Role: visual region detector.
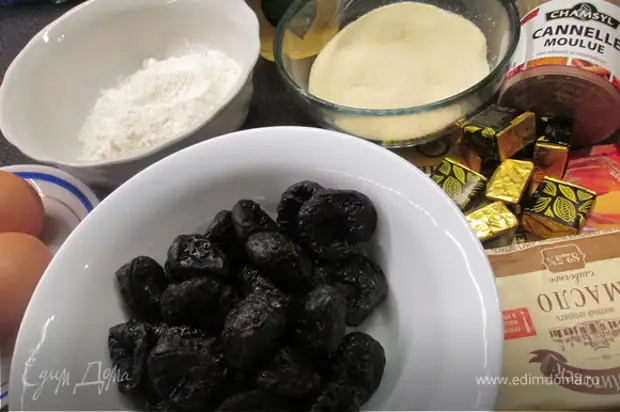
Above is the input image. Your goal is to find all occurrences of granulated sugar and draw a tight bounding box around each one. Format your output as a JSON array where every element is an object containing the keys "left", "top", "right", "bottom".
[
  {"left": 307, "top": 2, "right": 490, "bottom": 142},
  {"left": 77, "top": 49, "right": 241, "bottom": 161}
]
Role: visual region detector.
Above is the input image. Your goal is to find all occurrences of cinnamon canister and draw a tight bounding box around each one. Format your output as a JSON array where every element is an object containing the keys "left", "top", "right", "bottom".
[{"left": 499, "top": 0, "right": 620, "bottom": 148}]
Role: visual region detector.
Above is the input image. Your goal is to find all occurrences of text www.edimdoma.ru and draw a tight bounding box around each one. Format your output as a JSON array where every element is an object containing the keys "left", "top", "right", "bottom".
[{"left": 476, "top": 373, "right": 606, "bottom": 387}]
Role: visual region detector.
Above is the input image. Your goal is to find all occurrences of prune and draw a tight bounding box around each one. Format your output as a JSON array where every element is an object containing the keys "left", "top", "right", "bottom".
[
  {"left": 245, "top": 231, "right": 294, "bottom": 266},
  {"left": 227, "top": 368, "right": 253, "bottom": 397},
  {"left": 110, "top": 185, "right": 389, "bottom": 411},
  {"left": 148, "top": 331, "right": 232, "bottom": 409},
  {"left": 277, "top": 181, "right": 324, "bottom": 237},
  {"left": 153, "top": 323, "right": 206, "bottom": 339},
  {"left": 309, "top": 383, "right": 360, "bottom": 412},
  {"left": 245, "top": 232, "right": 314, "bottom": 293},
  {"left": 164, "top": 234, "right": 229, "bottom": 281},
  {"left": 332, "top": 332, "right": 386, "bottom": 405},
  {"left": 290, "top": 285, "right": 346, "bottom": 359},
  {"left": 160, "top": 276, "right": 239, "bottom": 333},
  {"left": 115, "top": 256, "right": 168, "bottom": 322},
  {"left": 236, "top": 265, "right": 276, "bottom": 295},
  {"left": 108, "top": 318, "right": 156, "bottom": 396},
  {"left": 222, "top": 288, "right": 289, "bottom": 369},
  {"left": 309, "top": 271, "right": 331, "bottom": 289},
  {"left": 256, "top": 346, "right": 321, "bottom": 400},
  {"left": 316, "top": 254, "right": 388, "bottom": 326},
  {"left": 216, "top": 390, "right": 291, "bottom": 412},
  {"left": 298, "top": 189, "right": 378, "bottom": 260},
  {"left": 231, "top": 200, "right": 280, "bottom": 240},
  {"left": 205, "top": 210, "right": 247, "bottom": 263},
  {"left": 205, "top": 210, "right": 235, "bottom": 243}
]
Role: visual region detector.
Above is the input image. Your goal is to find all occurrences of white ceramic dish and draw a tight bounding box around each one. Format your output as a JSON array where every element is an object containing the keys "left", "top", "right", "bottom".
[
  {"left": 9, "top": 127, "right": 502, "bottom": 411},
  {"left": 0, "top": 0, "right": 260, "bottom": 188},
  {"left": 0, "top": 165, "right": 98, "bottom": 409},
  {"left": 1, "top": 164, "right": 99, "bottom": 255},
  {"left": 0, "top": 358, "right": 6, "bottom": 409}
]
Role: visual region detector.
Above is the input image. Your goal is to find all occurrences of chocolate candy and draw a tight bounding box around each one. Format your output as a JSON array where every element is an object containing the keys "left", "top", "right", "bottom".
[
  {"left": 460, "top": 144, "right": 482, "bottom": 173},
  {"left": 486, "top": 159, "right": 535, "bottom": 205},
  {"left": 532, "top": 118, "right": 572, "bottom": 183},
  {"left": 536, "top": 115, "right": 573, "bottom": 140},
  {"left": 480, "top": 159, "right": 502, "bottom": 179},
  {"left": 461, "top": 144, "right": 502, "bottom": 179},
  {"left": 462, "top": 105, "right": 537, "bottom": 162},
  {"left": 512, "top": 142, "right": 535, "bottom": 161},
  {"left": 430, "top": 157, "right": 487, "bottom": 210},
  {"left": 466, "top": 201, "right": 519, "bottom": 242},
  {"left": 522, "top": 177, "right": 596, "bottom": 239}
]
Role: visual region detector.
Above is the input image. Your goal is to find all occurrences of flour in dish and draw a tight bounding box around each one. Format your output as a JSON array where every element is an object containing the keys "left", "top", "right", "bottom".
[{"left": 78, "top": 49, "right": 241, "bottom": 161}]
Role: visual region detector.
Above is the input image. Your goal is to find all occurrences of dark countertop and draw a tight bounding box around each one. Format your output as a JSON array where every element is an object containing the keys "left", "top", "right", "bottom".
[{"left": 0, "top": 1, "right": 315, "bottom": 190}]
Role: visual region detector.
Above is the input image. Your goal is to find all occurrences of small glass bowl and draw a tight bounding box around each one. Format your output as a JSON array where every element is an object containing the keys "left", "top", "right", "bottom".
[{"left": 274, "top": 0, "right": 521, "bottom": 148}]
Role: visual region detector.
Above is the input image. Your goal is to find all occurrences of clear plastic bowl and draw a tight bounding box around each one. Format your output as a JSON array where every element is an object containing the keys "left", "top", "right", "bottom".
[{"left": 274, "top": 0, "right": 521, "bottom": 148}]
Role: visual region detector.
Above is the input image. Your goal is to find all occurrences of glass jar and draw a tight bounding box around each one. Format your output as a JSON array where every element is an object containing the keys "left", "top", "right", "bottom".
[
  {"left": 274, "top": 0, "right": 520, "bottom": 147},
  {"left": 246, "top": 0, "right": 338, "bottom": 61}
]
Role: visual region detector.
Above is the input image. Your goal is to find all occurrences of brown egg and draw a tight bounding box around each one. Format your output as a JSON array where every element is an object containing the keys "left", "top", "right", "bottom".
[
  {"left": 0, "top": 232, "right": 52, "bottom": 354},
  {"left": 0, "top": 171, "right": 45, "bottom": 237}
]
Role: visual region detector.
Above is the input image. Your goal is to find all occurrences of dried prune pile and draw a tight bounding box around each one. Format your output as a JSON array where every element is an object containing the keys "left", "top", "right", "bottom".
[{"left": 108, "top": 181, "right": 389, "bottom": 411}]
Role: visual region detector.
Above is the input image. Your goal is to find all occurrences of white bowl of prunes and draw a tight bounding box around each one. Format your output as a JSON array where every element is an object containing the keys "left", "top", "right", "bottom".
[
  {"left": 112, "top": 182, "right": 387, "bottom": 411},
  {"left": 9, "top": 126, "right": 501, "bottom": 412}
]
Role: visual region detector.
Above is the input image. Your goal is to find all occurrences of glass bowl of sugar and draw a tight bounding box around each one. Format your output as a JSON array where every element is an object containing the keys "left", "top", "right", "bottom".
[{"left": 274, "top": 0, "right": 520, "bottom": 148}]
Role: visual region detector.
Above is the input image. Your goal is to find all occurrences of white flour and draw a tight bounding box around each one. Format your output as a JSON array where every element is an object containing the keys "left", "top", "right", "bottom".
[{"left": 78, "top": 49, "right": 241, "bottom": 161}]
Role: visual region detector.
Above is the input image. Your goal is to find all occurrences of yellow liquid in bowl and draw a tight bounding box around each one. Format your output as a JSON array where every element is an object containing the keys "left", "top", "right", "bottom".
[{"left": 246, "top": 0, "right": 339, "bottom": 61}]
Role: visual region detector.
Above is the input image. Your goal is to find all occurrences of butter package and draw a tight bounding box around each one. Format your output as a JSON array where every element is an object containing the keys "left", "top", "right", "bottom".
[
  {"left": 462, "top": 105, "right": 537, "bottom": 162},
  {"left": 430, "top": 157, "right": 487, "bottom": 210},
  {"left": 486, "top": 159, "right": 535, "bottom": 205},
  {"left": 488, "top": 230, "right": 620, "bottom": 411},
  {"left": 522, "top": 177, "right": 596, "bottom": 239},
  {"left": 533, "top": 118, "right": 572, "bottom": 183},
  {"left": 465, "top": 201, "right": 518, "bottom": 243}
]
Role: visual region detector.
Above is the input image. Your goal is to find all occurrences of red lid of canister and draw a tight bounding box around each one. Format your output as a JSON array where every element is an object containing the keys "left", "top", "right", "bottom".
[{"left": 499, "top": 65, "right": 620, "bottom": 148}]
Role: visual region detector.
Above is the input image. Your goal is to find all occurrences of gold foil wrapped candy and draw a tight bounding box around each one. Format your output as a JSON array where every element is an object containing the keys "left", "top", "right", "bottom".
[
  {"left": 486, "top": 159, "right": 535, "bottom": 205},
  {"left": 466, "top": 201, "right": 519, "bottom": 242},
  {"left": 462, "top": 105, "right": 537, "bottom": 162},
  {"left": 430, "top": 157, "right": 487, "bottom": 210},
  {"left": 532, "top": 120, "right": 572, "bottom": 183},
  {"left": 522, "top": 177, "right": 596, "bottom": 239}
]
